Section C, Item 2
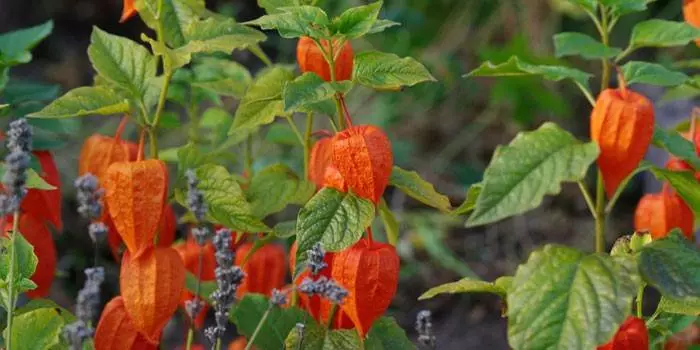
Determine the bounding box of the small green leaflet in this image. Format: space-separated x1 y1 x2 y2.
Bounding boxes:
378 199 399 245
4 307 65 350
192 58 252 98
331 1 382 39
658 295 700 316
419 277 508 300
245 5 330 39
629 20 700 49
0 232 39 291
0 20 53 66
621 61 690 87
283 72 352 113
650 167 700 215
183 17 267 53
184 272 216 304
651 126 700 170
135 0 208 48
245 163 315 218
354 51 435 90
364 317 417 350
638 231 700 299
367 19 400 34
28 86 130 119
231 294 308 350
230 66 294 134
600 0 657 16
389 166 451 212
553 32 621 60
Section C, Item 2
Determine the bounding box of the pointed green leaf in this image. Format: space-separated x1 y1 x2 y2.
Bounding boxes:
0 232 38 287
630 20 700 49
638 231 700 299
88 27 156 100
354 51 435 90
331 1 382 39
419 277 506 300
231 294 308 350
600 0 657 16
565 0 597 12
466 122 599 227
0 21 53 66
621 61 690 87
246 164 315 218
651 126 700 170
257 0 306 14
6 307 65 350
658 296 700 316
367 19 400 34
283 73 351 113
508 245 640 350
451 183 482 216
389 166 451 212
26 168 56 190
230 66 294 133
364 317 417 350
135 0 208 48
650 167 700 214
378 199 399 245
184 271 216 304
192 58 252 98
553 32 621 60
272 221 297 238
466 56 592 92
28 86 129 118
285 319 363 350
183 17 267 53
194 164 271 232
245 6 330 39
294 188 374 276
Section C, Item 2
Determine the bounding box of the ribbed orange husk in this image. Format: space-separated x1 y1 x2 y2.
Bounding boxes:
684 0 700 46
296 36 354 82
104 159 168 255
94 296 159 350
634 190 694 240
79 134 137 182
21 151 62 230
235 243 287 298
228 337 253 350
590 88 654 197
289 241 336 322
120 246 185 342
120 0 137 22
597 316 648 350
664 324 700 350
107 204 177 262
331 240 399 337
173 239 216 329
308 137 333 189
331 125 393 203
323 165 347 193
3 214 57 298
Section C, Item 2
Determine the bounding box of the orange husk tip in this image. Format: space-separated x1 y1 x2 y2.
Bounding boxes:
120 0 137 23
173 237 216 329
331 125 393 204
120 246 185 343
590 84 654 198
94 296 159 349
296 36 354 82
597 316 648 350
104 159 168 256
79 133 138 181
331 240 399 337
4 214 57 298
684 0 700 46
235 242 287 299
107 204 177 262
634 188 694 240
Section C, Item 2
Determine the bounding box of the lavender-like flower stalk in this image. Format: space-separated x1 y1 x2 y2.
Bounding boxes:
63 267 105 350
307 243 327 276
74 173 106 242
415 310 436 349
0 118 32 215
297 244 348 305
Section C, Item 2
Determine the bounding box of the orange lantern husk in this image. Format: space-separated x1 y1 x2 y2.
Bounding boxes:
174 238 216 329
235 242 287 298
684 0 700 46
95 296 159 349
331 125 393 203
297 36 354 82
4 213 57 298
79 133 138 182
331 240 399 337
597 316 649 350
590 81 654 198
120 246 185 342
20 151 62 230
104 159 168 255
107 204 177 262
120 0 137 23
308 137 333 189
634 186 694 240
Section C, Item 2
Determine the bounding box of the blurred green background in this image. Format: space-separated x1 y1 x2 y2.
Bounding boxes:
0 0 696 348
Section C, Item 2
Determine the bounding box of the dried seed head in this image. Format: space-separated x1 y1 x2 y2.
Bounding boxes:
185 298 204 320
416 310 436 348
213 228 234 266
62 320 94 350
308 243 327 276
74 173 104 220
6 118 32 153
207 227 245 345
88 222 108 242
270 288 287 306
191 226 209 246
75 267 105 324
185 169 207 222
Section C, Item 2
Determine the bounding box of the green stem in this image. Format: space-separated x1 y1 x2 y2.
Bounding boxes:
325 303 339 329
185 329 194 350
595 170 606 253
578 181 597 220
334 96 346 130
216 338 222 350
148 129 159 160
303 112 314 180
636 284 645 318
250 45 273 67
245 305 272 350
285 115 305 147
245 135 253 176
5 210 20 349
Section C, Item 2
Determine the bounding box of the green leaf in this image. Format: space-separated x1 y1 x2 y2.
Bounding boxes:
194 164 271 232
180 17 266 58
364 317 417 350
621 61 690 87
2 81 59 105
354 51 435 90
600 0 656 16
389 166 451 212
284 319 363 350
377 199 399 245
650 168 700 214
272 221 296 238
651 126 700 170
257 0 300 14
367 19 400 34
466 56 592 92
294 188 374 276
0 232 39 287
658 296 700 316
15 299 77 324
565 0 597 12
88 27 156 100
419 277 507 300
0 21 53 66
135 0 207 48
192 58 252 98
507 245 640 350
230 66 294 134
629 20 700 49
283 73 351 113
553 32 621 60
231 294 308 350
28 86 129 119
466 122 599 227
648 313 698 348
245 6 330 39
26 168 56 190
246 164 315 218
638 231 700 299
331 1 382 39
451 183 482 216
6 307 64 350
184 271 216 304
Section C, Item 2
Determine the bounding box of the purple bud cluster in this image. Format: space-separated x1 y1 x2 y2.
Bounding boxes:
415 310 436 348
74 173 108 242
205 228 245 345
63 267 105 349
185 169 207 223
307 243 327 276
297 244 348 305
0 118 32 215
270 288 287 306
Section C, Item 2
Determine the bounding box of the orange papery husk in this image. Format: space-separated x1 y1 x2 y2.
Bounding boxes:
634 188 694 240
235 242 287 299
120 0 137 23
78 133 139 181
107 204 177 262
20 151 62 230
104 159 168 255
120 246 185 343
173 239 216 328
308 137 333 189
296 36 354 82
229 337 255 350
94 296 159 349
331 125 393 203
289 241 336 321
3 213 57 298
590 87 654 198
597 316 649 350
684 0 700 46
331 240 399 337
